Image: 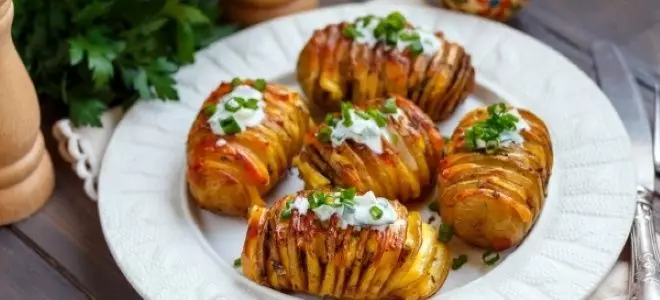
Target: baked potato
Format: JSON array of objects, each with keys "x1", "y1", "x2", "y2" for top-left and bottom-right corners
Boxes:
[
  {"x1": 293, "y1": 96, "x2": 444, "y2": 204},
  {"x1": 186, "y1": 79, "x2": 312, "y2": 217},
  {"x1": 437, "y1": 103, "x2": 553, "y2": 250},
  {"x1": 242, "y1": 188, "x2": 451, "y2": 299},
  {"x1": 296, "y1": 11, "x2": 475, "y2": 121}
]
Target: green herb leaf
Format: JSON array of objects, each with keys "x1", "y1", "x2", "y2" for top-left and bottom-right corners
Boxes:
[
  {"x1": 325, "y1": 114, "x2": 338, "y2": 127},
  {"x1": 281, "y1": 200, "x2": 293, "y2": 220},
  {"x1": 317, "y1": 126, "x2": 333, "y2": 143},
  {"x1": 244, "y1": 98, "x2": 259, "y2": 110},
  {"x1": 233, "y1": 258, "x2": 242, "y2": 268},
  {"x1": 341, "y1": 102, "x2": 353, "y2": 127},
  {"x1": 451, "y1": 254, "x2": 468, "y2": 270},
  {"x1": 482, "y1": 250, "x2": 500, "y2": 266},
  {"x1": 254, "y1": 79, "x2": 267, "y2": 92},
  {"x1": 370, "y1": 206, "x2": 383, "y2": 220},
  {"x1": 204, "y1": 104, "x2": 217, "y2": 116},
  {"x1": 68, "y1": 39, "x2": 85, "y2": 66},
  {"x1": 76, "y1": 1, "x2": 114, "y2": 24},
  {"x1": 342, "y1": 24, "x2": 362, "y2": 39},
  {"x1": 231, "y1": 77, "x2": 242, "y2": 88},
  {"x1": 69, "y1": 97, "x2": 108, "y2": 127},
  {"x1": 381, "y1": 97, "x2": 397, "y2": 114},
  {"x1": 367, "y1": 108, "x2": 387, "y2": 127},
  {"x1": 224, "y1": 99, "x2": 241, "y2": 112},
  {"x1": 220, "y1": 116, "x2": 241, "y2": 135},
  {"x1": 176, "y1": 22, "x2": 195, "y2": 63},
  {"x1": 438, "y1": 223, "x2": 454, "y2": 243}
]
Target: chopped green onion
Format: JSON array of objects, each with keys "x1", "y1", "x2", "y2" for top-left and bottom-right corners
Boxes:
[
  {"x1": 203, "y1": 104, "x2": 217, "y2": 116},
  {"x1": 488, "y1": 103, "x2": 507, "y2": 115},
  {"x1": 317, "y1": 126, "x2": 333, "y2": 143},
  {"x1": 465, "y1": 103, "x2": 521, "y2": 152},
  {"x1": 408, "y1": 40, "x2": 424, "y2": 56},
  {"x1": 343, "y1": 24, "x2": 363, "y2": 39},
  {"x1": 224, "y1": 99, "x2": 241, "y2": 112},
  {"x1": 357, "y1": 15, "x2": 375, "y2": 27},
  {"x1": 232, "y1": 97, "x2": 246, "y2": 106},
  {"x1": 384, "y1": 11, "x2": 406, "y2": 31},
  {"x1": 370, "y1": 206, "x2": 383, "y2": 220},
  {"x1": 367, "y1": 109, "x2": 387, "y2": 127},
  {"x1": 325, "y1": 114, "x2": 338, "y2": 127},
  {"x1": 355, "y1": 110, "x2": 372, "y2": 120},
  {"x1": 341, "y1": 187, "x2": 356, "y2": 201},
  {"x1": 443, "y1": 136, "x2": 450, "y2": 143},
  {"x1": 233, "y1": 258, "x2": 241, "y2": 267},
  {"x1": 244, "y1": 98, "x2": 259, "y2": 110},
  {"x1": 438, "y1": 223, "x2": 453, "y2": 243},
  {"x1": 451, "y1": 254, "x2": 468, "y2": 270},
  {"x1": 254, "y1": 79, "x2": 267, "y2": 92},
  {"x1": 280, "y1": 200, "x2": 293, "y2": 220},
  {"x1": 220, "y1": 117, "x2": 242, "y2": 135},
  {"x1": 341, "y1": 102, "x2": 353, "y2": 127},
  {"x1": 482, "y1": 250, "x2": 500, "y2": 265},
  {"x1": 381, "y1": 97, "x2": 398, "y2": 114},
  {"x1": 231, "y1": 77, "x2": 242, "y2": 88},
  {"x1": 386, "y1": 31, "x2": 398, "y2": 46},
  {"x1": 428, "y1": 201, "x2": 438, "y2": 212},
  {"x1": 399, "y1": 31, "x2": 419, "y2": 41}
]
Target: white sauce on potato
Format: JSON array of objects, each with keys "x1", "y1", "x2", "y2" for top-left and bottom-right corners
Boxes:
[
  {"x1": 353, "y1": 18, "x2": 441, "y2": 56},
  {"x1": 207, "y1": 85, "x2": 265, "y2": 135},
  {"x1": 330, "y1": 109, "x2": 392, "y2": 154},
  {"x1": 291, "y1": 191, "x2": 398, "y2": 230},
  {"x1": 475, "y1": 109, "x2": 530, "y2": 149}
]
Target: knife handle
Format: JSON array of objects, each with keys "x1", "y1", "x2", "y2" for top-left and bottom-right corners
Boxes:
[{"x1": 631, "y1": 186, "x2": 660, "y2": 300}]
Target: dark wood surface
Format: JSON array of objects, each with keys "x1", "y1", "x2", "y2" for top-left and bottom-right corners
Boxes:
[{"x1": 2, "y1": 0, "x2": 659, "y2": 299}]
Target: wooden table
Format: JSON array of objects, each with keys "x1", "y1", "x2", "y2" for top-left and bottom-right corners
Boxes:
[{"x1": 2, "y1": 0, "x2": 658, "y2": 299}]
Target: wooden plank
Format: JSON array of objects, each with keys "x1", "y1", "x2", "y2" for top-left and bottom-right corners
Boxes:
[
  {"x1": 11, "y1": 101, "x2": 141, "y2": 300},
  {"x1": 0, "y1": 228, "x2": 87, "y2": 300}
]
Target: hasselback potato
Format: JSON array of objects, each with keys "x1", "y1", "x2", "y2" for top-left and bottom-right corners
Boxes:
[
  {"x1": 296, "y1": 11, "x2": 475, "y2": 121},
  {"x1": 437, "y1": 103, "x2": 553, "y2": 250},
  {"x1": 242, "y1": 188, "x2": 451, "y2": 299},
  {"x1": 186, "y1": 79, "x2": 312, "y2": 217},
  {"x1": 293, "y1": 96, "x2": 444, "y2": 204}
]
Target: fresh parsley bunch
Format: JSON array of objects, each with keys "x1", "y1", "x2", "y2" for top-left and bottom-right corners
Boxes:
[{"x1": 12, "y1": 0, "x2": 237, "y2": 127}]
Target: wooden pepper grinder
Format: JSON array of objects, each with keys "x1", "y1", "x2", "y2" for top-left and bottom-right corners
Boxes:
[{"x1": 0, "y1": 0, "x2": 55, "y2": 225}]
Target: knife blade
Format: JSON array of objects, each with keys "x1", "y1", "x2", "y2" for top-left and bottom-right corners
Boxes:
[
  {"x1": 593, "y1": 41, "x2": 654, "y2": 191},
  {"x1": 593, "y1": 41, "x2": 660, "y2": 300}
]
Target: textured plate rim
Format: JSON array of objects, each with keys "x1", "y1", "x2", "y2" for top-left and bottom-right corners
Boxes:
[{"x1": 98, "y1": 3, "x2": 636, "y2": 300}]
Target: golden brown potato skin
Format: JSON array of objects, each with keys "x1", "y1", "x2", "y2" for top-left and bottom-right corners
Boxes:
[
  {"x1": 293, "y1": 96, "x2": 444, "y2": 204},
  {"x1": 186, "y1": 80, "x2": 312, "y2": 217},
  {"x1": 437, "y1": 105, "x2": 553, "y2": 250},
  {"x1": 241, "y1": 189, "x2": 451, "y2": 299},
  {"x1": 296, "y1": 22, "x2": 475, "y2": 121}
]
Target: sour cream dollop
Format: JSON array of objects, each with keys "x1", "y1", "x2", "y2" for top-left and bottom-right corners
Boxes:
[{"x1": 207, "y1": 85, "x2": 266, "y2": 136}]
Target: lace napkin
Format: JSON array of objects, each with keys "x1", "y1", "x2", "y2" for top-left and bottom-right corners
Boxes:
[{"x1": 51, "y1": 0, "x2": 632, "y2": 298}]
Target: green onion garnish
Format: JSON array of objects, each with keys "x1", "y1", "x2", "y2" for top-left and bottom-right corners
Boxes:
[
  {"x1": 355, "y1": 110, "x2": 371, "y2": 120},
  {"x1": 482, "y1": 250, "x2": 500, "y2": 266},
  {"x1": 464, "y1": 103, "x2": 520, "y2": 152},
  {"x1": 254, "y1": 79, "x2": 267, "y2": 92},
  {"x1": 381, "y1": 97, "x2": 398, "y2": 114},
  {"x1": 370, "y1": 206, "x2": 383, "y2": 220},
  {"x1": 280, "y1": 200, "x2": 293, "y2": 220},
  {"x1": 224, "y1": 99, "x2": 241, "y2": 112},
  {"x1": 244, "y1": 98, "x2": 259, "y2": 110},
  {"x1": 399, "y1": 31, "x2": 419, "y2": 41},
  {"x1": 343, "y1": 24, "x2": 363, "y2": 39},
  {"x1": 357, "y1": 15, "x2": 375, "y2": 27},
  {"x1": 428, "y1": 201, "x2": 438, "y2": 212},
  {"x1": 408, "y1": 40, "x2": 424, "y2": 56},
  {"x1": 233, "y1": 258, "x2": 241, "y2": 267},
  {"x1": 317, "y1": 126, "x2": 332, "y2": 143},
  {"x1": 386, "y1": 31, "x2": 398, "y2": 46},
  {"x1": 203, "y1": 104, "x2": 217, "y2": 116},
  {"x1": 443, "y1": 136, "x2": 450, "y2": 143},
  {"x1": 325, "y1": 114, "x2": 338, "y2": 127},
  {"x1": 451, "y1": 254, "x2": 468, "y2": 270},
  {"x1": 367, "y1": 108, "x2": 387, "y2": 127},
  {"x1": 341, "y1": 102, "x2": 353, "y2": 127},
  {"x1": 220, "y1": 117, "x2": 242, "y2": 135},
  {"x1": 341, "y1": 187, "x2": 356, "y2": 201},
  {"x1": 231, "y1": 77, "x2": 242, "y2": 89},
  {"x1": 438, "y1": 223, "x2": 454, "y2": 243}
]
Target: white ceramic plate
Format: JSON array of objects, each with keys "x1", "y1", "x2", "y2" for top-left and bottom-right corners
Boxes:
[{"x1": 98, "y1": 3, "x2": 636, "y2": 300}]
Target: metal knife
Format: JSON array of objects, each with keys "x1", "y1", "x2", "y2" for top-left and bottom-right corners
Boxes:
[{"x1": 593, "y1": 41, "x2": 660, "y2": 300}]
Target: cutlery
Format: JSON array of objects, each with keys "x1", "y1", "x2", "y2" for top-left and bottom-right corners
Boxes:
[{"x1": 593, "y1": 41, "x2": 660, "y2": 300}]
